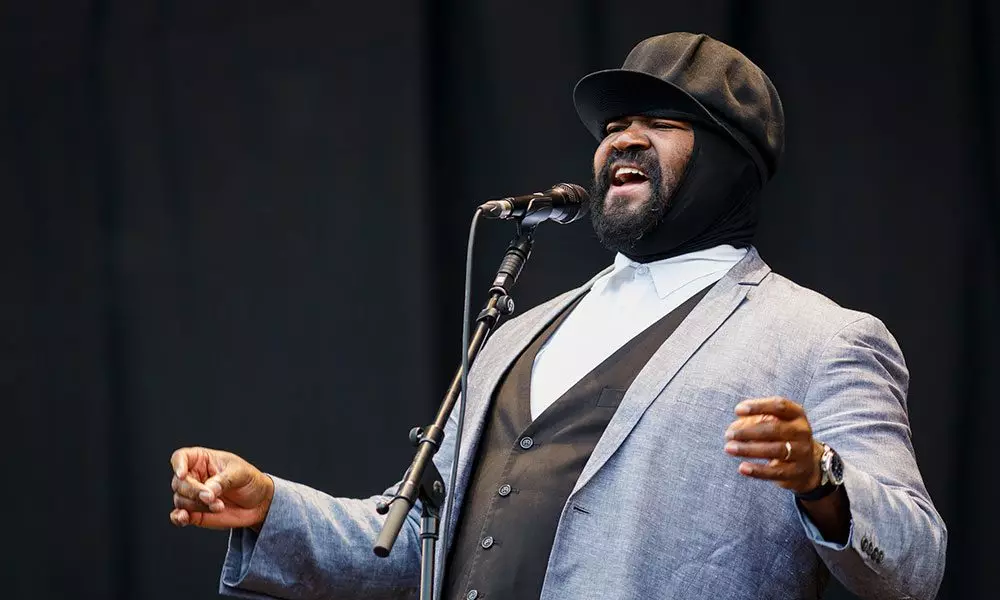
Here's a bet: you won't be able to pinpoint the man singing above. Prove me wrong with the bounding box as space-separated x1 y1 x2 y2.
169 32 946 599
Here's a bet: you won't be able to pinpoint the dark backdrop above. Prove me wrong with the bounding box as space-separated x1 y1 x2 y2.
4 1 997 599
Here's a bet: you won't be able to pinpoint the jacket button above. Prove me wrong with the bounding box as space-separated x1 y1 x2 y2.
466 590 479 600
481 536 494 549
519 437 534 449
498 484 511 497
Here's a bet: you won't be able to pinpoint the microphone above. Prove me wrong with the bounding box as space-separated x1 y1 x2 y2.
479 183 589 225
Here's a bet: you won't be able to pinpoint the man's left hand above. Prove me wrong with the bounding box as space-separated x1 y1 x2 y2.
724 396 823 494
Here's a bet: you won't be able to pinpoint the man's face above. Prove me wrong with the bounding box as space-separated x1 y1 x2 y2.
589 116 695 252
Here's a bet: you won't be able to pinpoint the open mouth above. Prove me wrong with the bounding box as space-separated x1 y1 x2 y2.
611 164 649 186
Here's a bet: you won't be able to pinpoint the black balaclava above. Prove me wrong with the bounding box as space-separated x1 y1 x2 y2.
589 115 763 263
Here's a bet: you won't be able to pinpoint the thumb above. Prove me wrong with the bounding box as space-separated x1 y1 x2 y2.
202 459 253 501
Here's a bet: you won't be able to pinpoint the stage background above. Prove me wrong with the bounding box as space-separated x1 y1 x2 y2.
3 1 997 598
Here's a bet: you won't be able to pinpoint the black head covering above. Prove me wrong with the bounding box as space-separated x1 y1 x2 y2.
588 115 761 262
627 122 760 261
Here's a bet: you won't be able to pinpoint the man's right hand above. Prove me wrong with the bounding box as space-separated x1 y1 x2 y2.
169 447 275 531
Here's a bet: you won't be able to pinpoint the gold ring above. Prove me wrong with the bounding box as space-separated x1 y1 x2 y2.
784 441 793 461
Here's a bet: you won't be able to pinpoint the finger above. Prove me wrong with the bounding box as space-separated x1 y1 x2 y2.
738 459 807 481
725 413 780 434
725 440 802 461
726 418 810 442
173 493 224 513
735 397 804 420
170 447 197 480
203 463 250 502
175 474 213 503
174 493 210 512
183 503 263 531
170 508 190 527
170 474 194 493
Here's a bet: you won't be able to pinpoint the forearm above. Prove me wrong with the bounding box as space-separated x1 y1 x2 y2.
798 487 850 544
220 477 422 600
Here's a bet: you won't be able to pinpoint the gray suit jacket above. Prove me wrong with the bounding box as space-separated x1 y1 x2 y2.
219 248 946 599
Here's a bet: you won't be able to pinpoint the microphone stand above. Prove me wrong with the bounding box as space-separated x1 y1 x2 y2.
373 219 537 600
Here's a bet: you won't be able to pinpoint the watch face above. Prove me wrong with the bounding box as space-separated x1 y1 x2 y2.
828 449 845 485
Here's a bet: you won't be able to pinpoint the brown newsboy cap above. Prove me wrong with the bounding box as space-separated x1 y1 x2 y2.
573 32 784 183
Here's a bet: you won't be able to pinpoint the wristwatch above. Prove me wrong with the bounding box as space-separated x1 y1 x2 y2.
795 443 844 502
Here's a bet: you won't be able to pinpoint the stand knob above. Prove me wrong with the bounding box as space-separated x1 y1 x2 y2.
409 427 424 446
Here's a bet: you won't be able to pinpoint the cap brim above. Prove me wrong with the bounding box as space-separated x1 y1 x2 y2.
573 69 721 140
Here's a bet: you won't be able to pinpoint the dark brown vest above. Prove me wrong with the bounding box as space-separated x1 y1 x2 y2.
443 286 711 600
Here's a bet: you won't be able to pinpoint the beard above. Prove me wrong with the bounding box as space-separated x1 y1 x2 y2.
588 148 676 254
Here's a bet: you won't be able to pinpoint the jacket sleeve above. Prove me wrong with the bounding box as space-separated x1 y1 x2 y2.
212 299 560 599
797 315 946 600
217 478 423 600
217 410 463 600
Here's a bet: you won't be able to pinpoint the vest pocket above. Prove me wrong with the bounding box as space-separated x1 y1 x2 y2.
596 387 626 408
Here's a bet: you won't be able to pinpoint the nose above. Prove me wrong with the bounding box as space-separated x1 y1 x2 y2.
609 123 651 152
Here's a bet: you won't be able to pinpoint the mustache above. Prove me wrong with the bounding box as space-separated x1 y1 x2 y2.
596 148 662 187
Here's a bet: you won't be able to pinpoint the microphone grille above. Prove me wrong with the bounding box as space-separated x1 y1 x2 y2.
549 183 589 224
553 182 589 204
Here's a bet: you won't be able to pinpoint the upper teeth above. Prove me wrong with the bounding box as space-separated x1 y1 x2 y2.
616 166 646 178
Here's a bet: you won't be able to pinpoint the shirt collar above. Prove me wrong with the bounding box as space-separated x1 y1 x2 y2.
598 244 750 299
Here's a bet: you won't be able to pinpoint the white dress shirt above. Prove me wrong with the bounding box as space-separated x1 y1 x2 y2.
529 244 748 418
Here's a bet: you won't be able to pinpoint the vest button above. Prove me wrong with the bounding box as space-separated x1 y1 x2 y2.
467 590 479 600
481 535 494 549
519 436 534 449
498 484 511 497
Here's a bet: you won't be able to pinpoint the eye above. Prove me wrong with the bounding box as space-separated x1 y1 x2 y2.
604 122 627 136
653 121 678 130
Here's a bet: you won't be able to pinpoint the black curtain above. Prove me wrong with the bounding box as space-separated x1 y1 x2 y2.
3 1 997 599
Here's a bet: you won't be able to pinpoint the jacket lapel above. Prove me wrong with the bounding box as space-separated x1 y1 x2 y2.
570 248 771 496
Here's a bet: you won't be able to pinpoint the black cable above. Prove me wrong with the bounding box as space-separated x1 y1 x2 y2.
435 208 482 600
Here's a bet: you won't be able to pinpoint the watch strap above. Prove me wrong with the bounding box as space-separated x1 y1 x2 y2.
795 480 840 502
